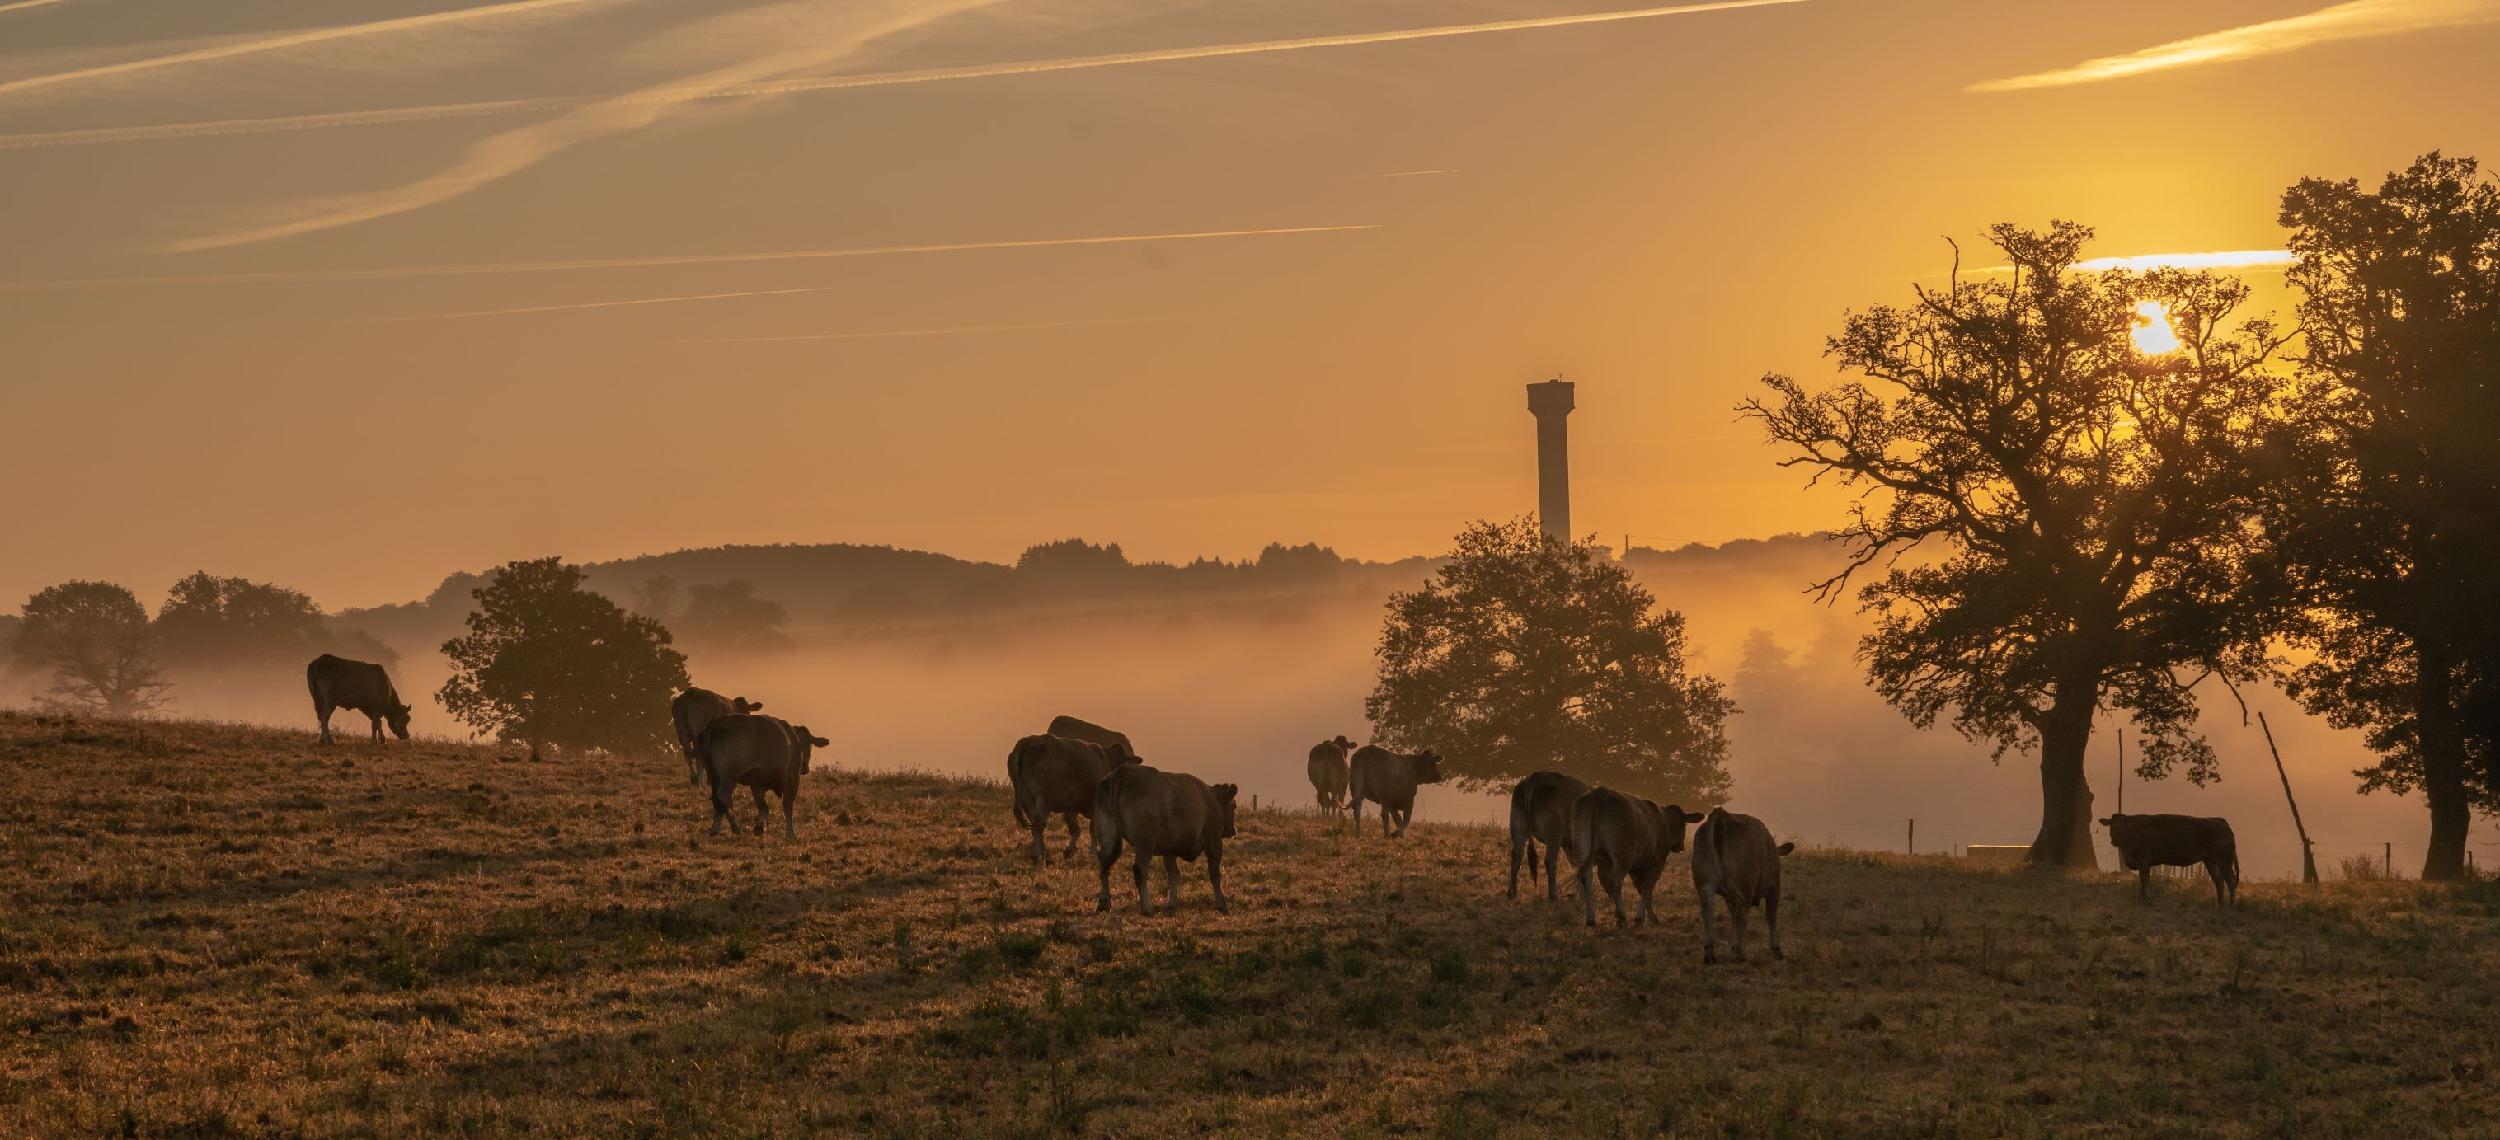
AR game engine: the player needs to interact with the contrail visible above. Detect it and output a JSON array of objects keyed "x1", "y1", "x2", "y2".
[
  {"x1": 1369, "y1": 169, "x2": 1462, "y2": 178},
  {"x1": 685, "y1": 318, "x2": 1131, "y2": 343},
  {"x1": 0, "y1": 224, "x2": 1380, "y2": 290},
  {"x1": 0, "y1": 0, "x2": 614, "y2": 100},
  {"x1": 0, "y1": 0, "x2": 1807, "y2": 150},
  {"x1": 400, "y1": 286, "x2": 826, "y2": 320},
  {"x1": 1970, "y1": 0, "x2": 2500, "y2": 92},
  {"x1": 0, "y1": 0, "x2": 74, "y2": 15}
]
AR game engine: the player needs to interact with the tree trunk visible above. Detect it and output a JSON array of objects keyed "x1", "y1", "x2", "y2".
[
  {"x1": 2028, "y1": 676, "x2": 2102, "y2": 871},
  {"x1": 2417, "y1": 638, "x2": 2469, "y2": 881}
]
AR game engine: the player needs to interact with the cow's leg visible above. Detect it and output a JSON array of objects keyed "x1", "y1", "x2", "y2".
[
  {"x1": 368, "y1": 715, "x2": 384, "y2": 745},
  {"x1": 1728, "y1": 892, "x2": 1751, "y2": 962},
  {"x1": 1697, "y1": 887, "x2": 1720, "y2": 964},
  {"x1": 1766, "y1": 888, "x2": 1785, "y2": 961},
  {"x1": 1393, "y1": 806, "x2": 1411, "y2": 837},
  {"x1": 1132, "y1": 850, "x2": 1154, "y2": 915},
  {"x1": 1027, "y1": 800, "x2": 1050, "y2": 866},
  {"x1": 1207, "y1": 849, "x2": 1228, "y2": 914},
  {"x1": 2208, "y1": 861, "x2": 2227, "y2": 908},
  {"x1": 751, "y1": 785, "x2": 769, "y2": 836},
  {"x1": 1603, "y1": 863, "x2": 1628, "y2": 928},
  {"x1": 1162, "y1": 855, "x2": 1181, "y2": 906},
  {"x1": 1349, "y1": 795, "x2": 1362, "y2": 836},
  {"x1": 1634, "y1": 863, "x2": 1661, "y2": 926},
  {"x1": 1382, "y1": 802, "x2": 1394, "y2": 838},
  {"x1": 1578, "y1": 857, "x2": 1599, "y2": 927},
  {"x1": 1094, "y1": 834, "x2": 1123, "y2": 912},
  {"x1": 316, "y1": 701, "x2": 334, "y2": 744},
  {"x1": 2138, "y1": 866, "x2": 2152, "y2": 903},
  {"x1": 781, "y1": 784, "x2": 797, "y2": 839},
  {"x1": 1508, "y1": 836, "x2": 1525, "y2": 900},
  {"x1": 710, "y1": 784, "x2": 732, "y2": 836},
  {"x1": 1548, "y1": 842, "x2": 1570, "y2": 903},
  {"x1": 1063, "y1": 811, "x2": 1084, "y2": 859}
]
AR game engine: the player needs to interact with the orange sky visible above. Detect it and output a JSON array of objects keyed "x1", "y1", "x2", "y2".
[{"x1": 2, "y1": 0, "x2": 2495, "y2": 610}]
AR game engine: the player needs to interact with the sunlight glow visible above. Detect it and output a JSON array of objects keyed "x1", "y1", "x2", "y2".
[{"x1": 2131, "y1": 300, "x2": 2182, "y2": 355}]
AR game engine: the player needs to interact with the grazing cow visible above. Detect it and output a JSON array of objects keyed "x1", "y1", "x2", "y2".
[
  {"x1": 1347, "y1": 745, "x2": 1444, "y2": 837},
  {"x1": 2100, "y1": 813, "x2": 2240, "y2": 908},
  {"x1": 1029, "y1": 717, "x2": 1138, "y2": 828},
  {"x1": 1691, "y1": 808, "x2": 1793, "y2": 963},
  {"x1": 671, "y1": 687, "x2": 763, "y2": 786},
  {"x1": 1508, "y1": 771, "x2": 1591, "y2": 901},
  {"x1": 1570, "y1": 787, "x2": 1705, "y2": 927},
  {"x1": 1093, "y1": 764, "x2": 1238, "y2": 915},
  {"x1": 306, "y1": 654, "x2": 411, "y2": 745},
  {"x1": 1007, "y1": 733, "x2": 1142, "y2": 864},
  {"x1": 695, "y1": 713, "x2": 827, "y2": 838},
  {"x1": 1307, "y1": 735, "x2": 1355, "y2": 815}
]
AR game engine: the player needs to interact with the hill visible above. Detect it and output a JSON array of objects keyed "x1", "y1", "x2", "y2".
[{"x1": 4, "y1": 714, "x2": 2494, "y2": 1136}]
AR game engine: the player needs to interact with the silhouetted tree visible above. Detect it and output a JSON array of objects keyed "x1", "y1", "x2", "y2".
[
  {"x1": 631, "y1": 575, "x2": 683, "y2": 624},
  {"x1": 154, "y1": 572, "x2": 327, "y2": 669},
  {"x1": 1743, "y1": 222, "x2": 2289, "y2": 870},
  {"x1": 1365, "y1": 518, "x2": 1733, "y2": 805},
  {"x1": 676, "y1": 579, "x2": 792, "y2": 653},
  {"x1": 14, "y1": 581, "x2": 171, "y2": 716},
  {"x1": 2268, "y1": 153, "x2": 2500, "y2": 879},
  {"x1": 438, "y1": 557, "x2": 690, "y2": 759},
  {"x1": 1015, "y1": 538, "x2": 1130, "y2": 594}
]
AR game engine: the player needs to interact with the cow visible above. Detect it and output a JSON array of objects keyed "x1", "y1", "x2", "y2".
[
  {"x1": 694, "y1": 713, "x2": 827, "y2": 838},
  {"x1": 2100, "y1": 813, "x2": 2240, "y2": 908},
  {"x1": 1347, "y1": 745, "x2": 1444, "y2": 837},
  {"x1": 1026, "y1": 716, "x2": 1138, "y2": 827},
  {"x1": 1508, "y1": 771, "x2": 1591, "y2": 901},
  {"x1": 306, "y1": 654, "x2": 412, "y2": 745},
  {"x1": 1307, "y1": 735, "x2": 1356, "y2": 815},
  {"x1": 1007, "y1": 733, "x2": 1142, "y2": 864},
  {"x1": 1691, "y1": 808, "x2": 1793, "y2": 963},
  {"x1": 671, "y1": 687, "x2": 763, "y2": 786},
  {"x1": 1569, "y1": 787, "x2": 1705, "y2": 927},
  {"x1": 1093, "y1": 764, "x2": 1238, "y2": 915}
]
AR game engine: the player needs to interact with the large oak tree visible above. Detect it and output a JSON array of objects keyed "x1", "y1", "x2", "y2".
[{"x1": 1743, "y1": 222, "x2": 2288, "y2": 869}]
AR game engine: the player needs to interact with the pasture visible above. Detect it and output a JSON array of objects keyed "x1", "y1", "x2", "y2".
[{"x1": 3, "y1": 712, "x2": 2496, "y2": 1137}]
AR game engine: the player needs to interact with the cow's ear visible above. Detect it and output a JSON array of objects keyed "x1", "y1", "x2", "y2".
[
  {"x1": 811, "y1": 735, "x2": 830, "y2": 748},
  {"x1": 1776, "y1": 841, "x2": 1796, "y2": 856},
  {"x1": 1214, "y1": 783, "x2": 1238, "y2": 801}
]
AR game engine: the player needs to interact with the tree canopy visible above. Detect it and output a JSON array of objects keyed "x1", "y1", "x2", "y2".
[
  {"x1": 1365, "y1": 518, "x2": 1733, "y2": 806},
  {"x1": 1742, "y1": 222, "x2": 2289, "y2": 869},
  {"x1": 14, "y1": 581, "x2": 171, "y2": 717},
  {"x1": 438, "y1": 557, "x2": 690, "y2": 758}
]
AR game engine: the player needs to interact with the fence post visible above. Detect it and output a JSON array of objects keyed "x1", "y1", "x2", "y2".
[
  {"x1": 2385, "y1": 842, "x2": 2393, "y2": 879},
  {"x1": 1908, "y1": 818, "x2": 1915, "y2": 856}
]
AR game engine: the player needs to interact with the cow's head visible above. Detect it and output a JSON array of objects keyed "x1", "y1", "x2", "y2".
[
  {"x1": 1110, "y1": 741, "x2": 1146, "y2": 768},
  {"x1": 2097, "y1": 814, "x2": 2127, "y2": 829},
  {"x1": 1662, "y1": 805, "x2": 1706, "y2": 853},
  {"x1": 385, "y1": 703, "x2": 413, "y2": 740},
  {"x1": 734, "y1": 697, "x2": 764, "y2": 714},
  {"x1": 789, "y1": 724, "x2": 830, "y2": 773},
  {"x1": 1212, "y1": 783, "x2": 1240, "y2": 838},
  {"x1": 1333, "y1": 735, "x2": 1356, "y2": 750},
  {"x1": 1411, "y1": 749, "x2": 1445, "y2": 784}
]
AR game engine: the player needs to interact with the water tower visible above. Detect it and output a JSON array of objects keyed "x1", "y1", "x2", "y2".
[{"x1": 1527, "y1": 377, "x2": 1575, "y2": 543}]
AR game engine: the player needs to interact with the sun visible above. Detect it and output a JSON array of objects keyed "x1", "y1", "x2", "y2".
[{"x1": 2131, "y1": 299, "x2": 2181, "y2": 355}]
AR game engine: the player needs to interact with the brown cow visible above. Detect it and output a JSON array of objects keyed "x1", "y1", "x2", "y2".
[
  {"x1": 1691, "y1": 808, "x2": 1793, "y2": 963},
  {"x1": 307, "y1": 654, "x2": 411, "y2": 745},
  {"x1": 1508, "y1": 771, "x2": 1591, "y2": 901},
  {"x1": 1307, "y1": 735, "x2": 1355, "y2": 816},
  {"x1": 695, "y1": 714, "x2": 827, "y2": 838},
  {"x1": 1092, "y1": 764, "x2": 1238, "y2": 915},
  {"x1": 1570, "y1": 787, "x2": 1705, "y2": 926},
  {"x1": 2100, "y1": 813, "x2": 2240, "y2": 908},
  {"x1": 1347, "y1": 745, "x2": 1444, "y2": 837},
  {"x1": 671, "y1": 687, "x2": 763, "y2": 786},
  {"x1": 1023, "y1": 717, "x2": 1138, "y2": 828},
  {"x1": 1007, "y1": 733, "x2": 1142, "y2": 864}
]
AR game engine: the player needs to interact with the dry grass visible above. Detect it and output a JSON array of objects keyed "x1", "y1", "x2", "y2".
[{"x1": 4, "y1": 712, "x2": 2498, "y2": 1137}]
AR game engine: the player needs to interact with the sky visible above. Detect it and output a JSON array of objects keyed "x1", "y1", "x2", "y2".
[{"x1": 2, "y1": 0, "x2": 2497, "y2": 610}]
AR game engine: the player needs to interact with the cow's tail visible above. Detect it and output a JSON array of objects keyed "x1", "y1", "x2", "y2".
[
  {"x1": 1509, "y1": 784, "x2": 1534, "y2": 871},
  {"x1": 1006, "y1": 741, "x2": 1032, "y2": 827},
  {"x1": 1570, "y1": 794, "x2": 1597, "y2": 869}
]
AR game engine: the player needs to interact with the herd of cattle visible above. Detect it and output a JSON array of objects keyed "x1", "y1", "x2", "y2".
[{"x1": 303, "y1": 655, "x2": 2250, "y2": 962}]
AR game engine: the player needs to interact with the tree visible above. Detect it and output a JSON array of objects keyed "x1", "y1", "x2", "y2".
[
  {"x1": 14, "y1": 581, "x2": 171, "y2": 716},
  {"x1": 2269, "y1": 153, "x2": 2500, "y2": 879},
  {"x1": 1742, "y1": 222, "x2": 2289, "y2": 869},
  {"x1": 630, "y1": 576, "x2": 683, "y2": 625},
  {"x1": 438, "y1": 557, "x2": 690, "y2": 758},
  {"x1": 153, "y1": 572, "x2": 331, "y2": 670},
  {"x1": 676, "y1": 580, "x2": 792, "y2": 653},
  {"x1": 1364, "y1": 518, "x2": 1733, "y2": 805}
]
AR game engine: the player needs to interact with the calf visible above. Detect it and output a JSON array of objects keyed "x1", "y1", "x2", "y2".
[
  {"x1": 1093, "y1": 764, "x2": 1239, "y2": 915},
  {"x1": 671, "y1": 687, "x2": 762, "y2": 786},
  {"x1": 1570, "y1": 787, "x2": 1704, "y2": 926},
  {"x1": 1691, "y1": 808, "x2": 1793, "y2": 963},
  {"x1": 1307, "y1": 735, "x2": 1355, "y2": 816},
  {"x1": 306, "y1": 654, "x2": 411, "y2": 745},
  {"x1": 2100, "y1": 813, "x2": 2240, "y2": 908},
  {"x1": 1007, "y1": 733, "x2": 1142, "y2": 864},
  {"x1": 1507, "y1": 771, "x2": 1591, "y2": 901},
  {"x1": 1347, "y1": 745, "x2": 1444, "y2": 837},
  {"x1": 695, "y1": 713, "x2": 827, "y2": 838}
]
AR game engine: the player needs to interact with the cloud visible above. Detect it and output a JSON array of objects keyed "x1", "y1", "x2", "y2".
[
  {"x1": 683, "y1": 318, "x2": 1131, "y2": 343},
  {"x1": 1969, "y1": 0, "x2": 2500, "y2": 92},
  {"x1": 0, "y1": 0, "x2": 617, "y2": 100},
  {"x1": 2, "y1": 224, "x2": 1380, "y2": 289},
  {"x1": 0, "y1": 0, "x2": 73, "y2": 15},
  {"x1": 1967, "y1": 249, "x2": 2294, "y2": 275},
  {"x1": 0, "y1": 0, "x2": 1806, "y2": 152},
  {"x1": 401, "y1": 286, "x2": 826, "y2": 320}
]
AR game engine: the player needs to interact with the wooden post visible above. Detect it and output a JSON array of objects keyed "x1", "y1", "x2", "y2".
[
  {"x1": 2257, "y1": 712, "x2": 2319, "y2": 885},
  {"x1": 2385, "y1": 842, "x2": 2393, "y2": 879},
  {"x1": 2115, "y1": 727, "x2": 2125, "y2": 815},
  {"x1": 1908, "y1": 818, "x2": 1915, "y2": 856}
]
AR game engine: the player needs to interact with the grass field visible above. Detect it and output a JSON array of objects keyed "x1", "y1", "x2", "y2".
[{"x1": 5, "y1": 712, "x2": 2498, "y2": 1137}]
